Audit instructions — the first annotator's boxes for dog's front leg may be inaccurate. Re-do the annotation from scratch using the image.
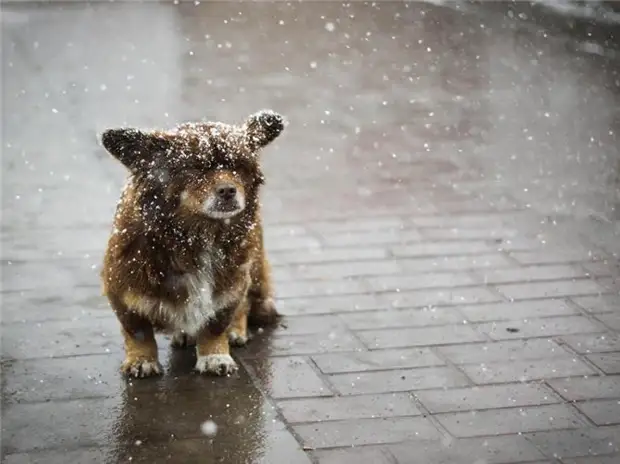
[195,304,238,376]
[109,294,162,378]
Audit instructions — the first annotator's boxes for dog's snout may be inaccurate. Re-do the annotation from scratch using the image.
[216,184,237,201]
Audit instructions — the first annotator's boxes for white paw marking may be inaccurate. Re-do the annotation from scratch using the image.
[124,359,162,378]
[195,354,238,376]
[228,331,248,347]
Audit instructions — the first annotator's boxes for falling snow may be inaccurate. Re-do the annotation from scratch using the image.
[200,420,218,437]
[3,0,620,461]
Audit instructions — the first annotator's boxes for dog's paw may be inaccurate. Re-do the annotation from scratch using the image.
[170,332,196,348]
[195,354,238,376]
[121,358,162,378]
[228,330,249,347]
[248,297,281,327]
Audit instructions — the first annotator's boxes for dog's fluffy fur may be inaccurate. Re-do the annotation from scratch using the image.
[100,110,284,377]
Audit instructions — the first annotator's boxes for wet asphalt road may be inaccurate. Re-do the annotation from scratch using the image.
[1,1,620,463]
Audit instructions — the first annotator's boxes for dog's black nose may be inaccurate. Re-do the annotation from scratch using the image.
[216,184,237,201]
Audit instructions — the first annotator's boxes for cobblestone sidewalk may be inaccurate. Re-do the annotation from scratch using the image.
[2,1,619,463]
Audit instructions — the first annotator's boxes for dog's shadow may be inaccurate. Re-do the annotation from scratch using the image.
[108,328,284,463]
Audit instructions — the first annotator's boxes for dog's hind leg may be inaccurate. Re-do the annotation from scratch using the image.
[228,296,250,347]
[247,224,281,328]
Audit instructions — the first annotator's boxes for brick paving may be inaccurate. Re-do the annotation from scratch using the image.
[2,1,620,464]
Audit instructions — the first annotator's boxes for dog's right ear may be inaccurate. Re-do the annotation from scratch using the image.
[101,128,169,173]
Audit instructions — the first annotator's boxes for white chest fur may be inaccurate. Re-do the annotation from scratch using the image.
[166,255,217,337]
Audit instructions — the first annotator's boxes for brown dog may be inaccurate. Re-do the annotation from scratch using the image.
[100,110,284,378]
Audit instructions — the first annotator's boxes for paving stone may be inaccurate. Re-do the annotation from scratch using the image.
[277,392,420,423]
[356,324,487,349]
[548,376,620,401]
[419,227,520,240]
[460,300,578,322]
[275,279,368,299]
[4,432,311,464]
[391,241,494,258]
[571,295,620,314]
[272,266,297,282]
[243,357,332,399]
[474,264,588,285]
[275,315,346,335]
[2,229,109,261]
[1,359,292,453]
[410,214,520,229]
[329,366,470,395]
[436,404,589,438]
[1,397,120,453]
[509,251,603,266]
[4,448,109,464]
[476,316,604,341]
[270,247,387,265]
[278,293,384,316]
[388,435,547,464]
[382,287,501,309]
[263,224,311,239]
[1,354,124,404]
[525,426,620,459]
[586,353,620,374]
[0,287,111,324]
[311,348,444,374]
[461,357,596,384]
[263,234,322,252]
[561,455,620,464]
[597,276,620,293]
[321,229,422,247]
[366,272,477,292]
[595,312,620,332]
[1,317,120,360]
[254,330,365,356]
[580,260,619,277]
[561,333,620,354]
[436,339,569,364]
[397,253,516,273]
[496,280,607,301]
[291,260,402,280]
[495,237,555,252]
[415,383,561,413]
[313,447,395,464]
[575,400,620,426]
[340,307,463,331]
[310,217,405,234]
[2,258,102,291]
[293,416,442,448]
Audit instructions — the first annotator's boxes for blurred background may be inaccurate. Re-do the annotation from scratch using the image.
[3,1,620,242]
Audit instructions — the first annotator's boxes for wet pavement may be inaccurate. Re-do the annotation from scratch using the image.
[1,1,620,463]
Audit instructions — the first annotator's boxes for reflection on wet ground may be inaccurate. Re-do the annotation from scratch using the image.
[2,1,619,463]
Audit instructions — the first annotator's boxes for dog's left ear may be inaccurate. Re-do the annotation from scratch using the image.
[101,128,170,173]
[243,110,285,152]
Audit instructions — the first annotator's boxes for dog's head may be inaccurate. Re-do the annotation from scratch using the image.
[101,110,284,221]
